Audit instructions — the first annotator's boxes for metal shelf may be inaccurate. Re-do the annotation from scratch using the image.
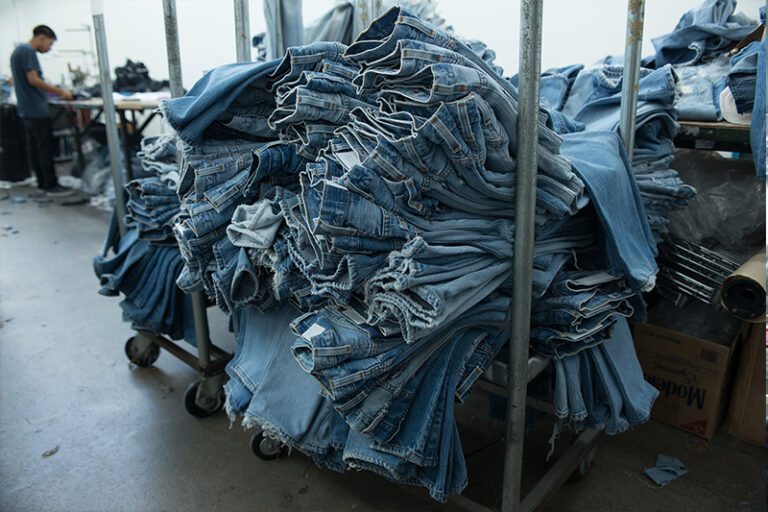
[675,120,752,153]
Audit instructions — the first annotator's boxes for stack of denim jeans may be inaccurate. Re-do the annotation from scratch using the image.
[124,135,183,244]
[152,7,663,501]
[94,219,195,343]
[645,0,764,178]
[266,42,377,159]
[530,271,636,360]
[253,0,448,60]
[550,317,658,435]
[124,178,180,244]
[649,0,758,68]
[726,40,762,114]
[674,54,731,122]
[558,63,696,242]
[172,138,313,312]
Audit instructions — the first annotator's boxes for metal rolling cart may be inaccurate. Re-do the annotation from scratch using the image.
[91,0,651,509]
[91,0,240,418]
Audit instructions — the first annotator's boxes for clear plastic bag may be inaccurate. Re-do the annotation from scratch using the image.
[667,149,765,252]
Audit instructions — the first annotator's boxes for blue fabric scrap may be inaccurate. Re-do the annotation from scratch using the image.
[643,454,688,486]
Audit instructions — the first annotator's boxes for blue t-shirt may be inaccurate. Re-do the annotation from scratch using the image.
[10,43,50,118]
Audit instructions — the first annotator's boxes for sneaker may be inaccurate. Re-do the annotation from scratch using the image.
[44,184,76,197]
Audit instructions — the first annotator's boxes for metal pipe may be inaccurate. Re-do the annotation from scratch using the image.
[191,291,211,367]
[234,0,251,63]
[618,0,646,159]
[92,12,127,237]
[160,0,213,367]
[502,1,542,511]
[117,110,134,183]
[162,0,184,99]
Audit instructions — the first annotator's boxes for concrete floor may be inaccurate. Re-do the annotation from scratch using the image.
[0,185,765,512]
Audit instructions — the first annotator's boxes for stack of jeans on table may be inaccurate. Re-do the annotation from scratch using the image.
[726,40,762,115]
[649,0,757,120]
[124,134,182,244]
[155,7,662,502]
[648,0,758,68]
[644,0,764,177]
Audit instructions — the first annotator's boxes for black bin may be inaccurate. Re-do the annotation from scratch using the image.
[0,104,30,182]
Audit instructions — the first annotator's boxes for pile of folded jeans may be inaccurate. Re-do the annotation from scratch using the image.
[648,0,758,68]
[124,177,180,244]
[725,40,762,115]
[152,7,663,501]
[530,271,636,360]
[562,63,697,242]
[253,0,448,61]
[550,316,657,435]
[646,0,765,177]
[94,217,195,342]
[123,135,182,244]
[651,0,761,125]
[514,57,696,243]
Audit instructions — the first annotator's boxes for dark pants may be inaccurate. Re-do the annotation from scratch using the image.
[21,117,57,189]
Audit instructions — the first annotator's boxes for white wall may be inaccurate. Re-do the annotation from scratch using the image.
[0,0,265,89]
[439,0,765,74]
[1,0,764,89]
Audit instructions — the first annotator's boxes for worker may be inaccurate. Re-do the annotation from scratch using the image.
[10,24,74,196]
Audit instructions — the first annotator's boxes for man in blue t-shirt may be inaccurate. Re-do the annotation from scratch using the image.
[10,24,74,195]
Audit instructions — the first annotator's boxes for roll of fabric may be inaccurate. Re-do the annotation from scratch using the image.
[719,87,752,125]
[720,247,766,322]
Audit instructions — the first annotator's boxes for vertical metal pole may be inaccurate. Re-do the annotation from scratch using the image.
[92,12,127,237]
[162,0,184,99]
[191,291,211,363]
[234,0,251,63]
[161,0,212,361]
[619,0,645,160]
[502,1,542,511]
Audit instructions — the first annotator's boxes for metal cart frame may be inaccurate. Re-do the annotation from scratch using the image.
[91,0,244,417]
[92,0,649,508]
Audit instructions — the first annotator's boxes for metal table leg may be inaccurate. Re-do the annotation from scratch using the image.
[64,107,86,176]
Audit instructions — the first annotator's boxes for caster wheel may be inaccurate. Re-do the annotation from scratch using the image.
[251,429,286,460]
[183,380,223,418]
[124,336,160,367]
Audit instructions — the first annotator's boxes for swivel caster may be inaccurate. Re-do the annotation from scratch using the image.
[183,380,223,418]
[250,429,286,460]
[124,336,160,368]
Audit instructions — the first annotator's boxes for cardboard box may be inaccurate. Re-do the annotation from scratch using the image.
[725,324,767,446]
[633,322,747,439]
